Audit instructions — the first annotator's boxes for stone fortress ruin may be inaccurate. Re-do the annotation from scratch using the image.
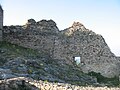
[0,5,3,41]
[1,6,120,78]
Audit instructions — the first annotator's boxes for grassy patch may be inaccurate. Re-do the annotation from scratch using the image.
[88,71,120,87]
[0,41,40,57]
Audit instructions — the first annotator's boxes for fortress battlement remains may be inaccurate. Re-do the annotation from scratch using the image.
[0,5,3,41]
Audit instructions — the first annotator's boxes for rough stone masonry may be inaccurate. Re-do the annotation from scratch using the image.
[0,5,3,41]
[3,19,120,78]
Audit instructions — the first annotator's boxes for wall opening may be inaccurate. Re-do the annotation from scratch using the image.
[74,56,81,65]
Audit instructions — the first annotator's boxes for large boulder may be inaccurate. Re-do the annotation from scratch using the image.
[0,68,16,79]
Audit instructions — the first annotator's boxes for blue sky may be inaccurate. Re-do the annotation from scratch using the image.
[1,0,120,56]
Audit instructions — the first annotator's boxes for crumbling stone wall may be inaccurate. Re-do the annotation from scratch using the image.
[0,5,3,41]
[3,19,59,57]
[3,19,120,78]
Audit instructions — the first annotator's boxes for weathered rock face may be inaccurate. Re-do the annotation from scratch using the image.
[3,19,120,78]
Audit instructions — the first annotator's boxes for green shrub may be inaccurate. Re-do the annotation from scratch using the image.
[0,41,40,57]
[28,69,33,74]
[88,71,120,86]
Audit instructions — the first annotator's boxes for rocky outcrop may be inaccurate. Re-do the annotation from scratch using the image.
[0,77,120,90]
[3,19,120,78]
[0,77,38,90]
[0,68,16,79]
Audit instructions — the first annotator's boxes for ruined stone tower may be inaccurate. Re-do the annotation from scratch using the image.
[0,5,3,41]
